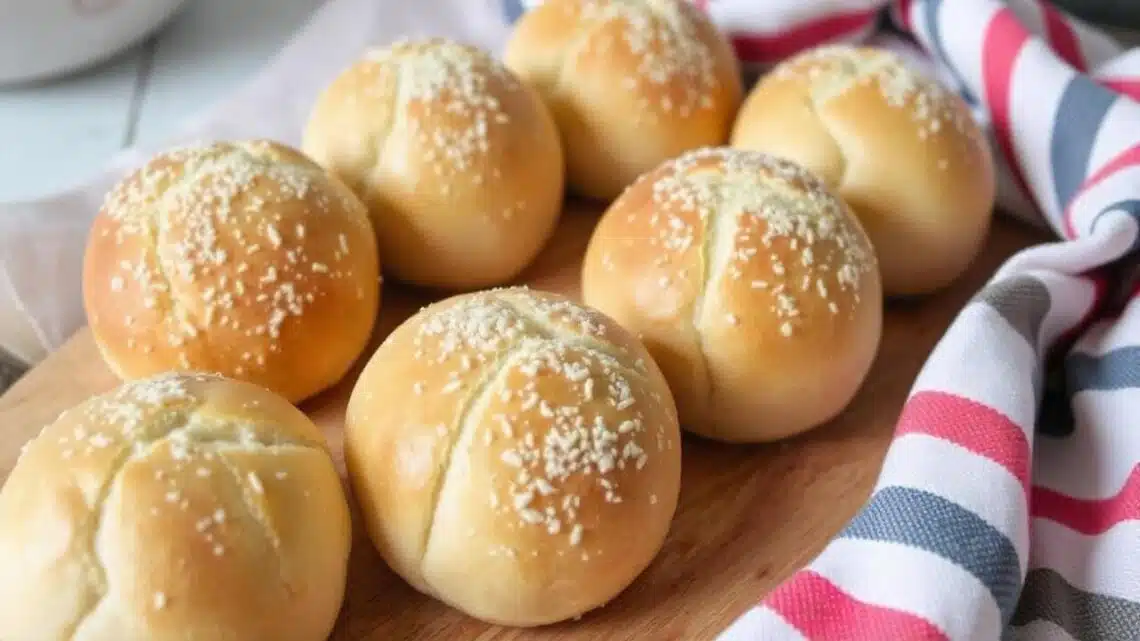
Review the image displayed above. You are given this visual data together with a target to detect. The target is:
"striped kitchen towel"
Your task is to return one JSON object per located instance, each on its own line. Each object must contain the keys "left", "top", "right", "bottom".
{"left": 502, "top": 1, "right": 1140, "bottom": 640}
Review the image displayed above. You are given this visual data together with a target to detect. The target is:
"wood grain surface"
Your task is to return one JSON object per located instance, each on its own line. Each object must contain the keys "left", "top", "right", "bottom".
{"left": 0, "top": 202, "right": 1048, "bottom": 640}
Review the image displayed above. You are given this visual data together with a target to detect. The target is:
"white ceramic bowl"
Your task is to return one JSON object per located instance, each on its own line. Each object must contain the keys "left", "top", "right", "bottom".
{"left": 0, "top": 0, "right": 189, "bottom": 86}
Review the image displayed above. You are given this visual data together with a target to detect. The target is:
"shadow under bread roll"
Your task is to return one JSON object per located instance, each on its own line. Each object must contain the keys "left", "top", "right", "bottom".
{"left": 0, "top": 346, "right": 27, "bottom": 393}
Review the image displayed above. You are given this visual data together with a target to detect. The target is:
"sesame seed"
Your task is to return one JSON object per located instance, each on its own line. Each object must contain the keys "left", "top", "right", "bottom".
{"left": 247, "top": 471, "right": 264, "bottom": 494}
{"left": 266, "top": 224, "right": 283, "bottom": 248}
{"left": 519, "top": 508, "right": 544, "bottom": 524}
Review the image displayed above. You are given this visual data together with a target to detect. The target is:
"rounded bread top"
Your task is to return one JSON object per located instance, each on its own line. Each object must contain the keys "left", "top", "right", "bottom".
{"left": 591, "top": 147, "right": 878, "bottom": 337}
{"left": 345, "top": 288, "right": 680, "bottom": 620}
{"left": 305, "top": 37, "right": 553, "bottom": 209}
{"left": 507, "top": 0, "right": 739, "bottom": 124}
{"left": 83, "top": 139, "right": 379, "bottom": 388}
{"left": 573, "top": 0, "right": 725, "bottom": 117}
{"left": 766, "top": 44, "right": 981, "bottom": 149}
{"left": 0, "top": 373, "right": 350, "bottom": 641}
{"left": 729, "top": 44, "right": 994, "bottom": 295}
{"left": 365, "top": 38, "right": 517, "bottom": 178}
{"left": 582, "top": 147, "right": 883, "bottom": 441}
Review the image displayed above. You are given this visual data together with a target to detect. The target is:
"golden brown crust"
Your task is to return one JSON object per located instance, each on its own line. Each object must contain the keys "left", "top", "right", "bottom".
{"left": 582, "top": 147, "right": 882, "bottom": 443}
{"left": 344, "top": 288, "right": 681, "bottom": 626}
{"left": 504, "top": 0, "right": 742, "bottom": 201}
{"left": 0, "top": 373, "right": 351, "bottom": 641}
{"left": 730, "top": 45, "right": 996, "bottom": 296}
{"left": 82, "top": 140, "right": 381, "bottom": 404}
{"left": 302, "top": 38, "right": 565, "bottom": 290}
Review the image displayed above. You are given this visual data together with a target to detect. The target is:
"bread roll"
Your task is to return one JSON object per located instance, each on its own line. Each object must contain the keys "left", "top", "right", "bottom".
{"left": 729, "top": 45, "right": 995, "bottom": 296}
{"left": 83, "top": 140, "right": 381, "bottom": 405}
{"left": 0, "top": 372, "right": 352, "bottom": 641}
{"left": 302, "top": 38, "right": 564, "bottom": 290}
{"left": 503, "top": 0, "right": 743, "bottom": 202}
{"left": 581, "top": 147, "right": 882, "bottom": 443}
{"left": 344, "top": 288, "right": 681, "bottom": 626}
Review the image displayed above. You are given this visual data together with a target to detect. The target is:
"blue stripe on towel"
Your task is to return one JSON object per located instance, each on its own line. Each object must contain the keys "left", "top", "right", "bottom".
{"left": 840, "top": 486, "right": 1023, "bottom": 623}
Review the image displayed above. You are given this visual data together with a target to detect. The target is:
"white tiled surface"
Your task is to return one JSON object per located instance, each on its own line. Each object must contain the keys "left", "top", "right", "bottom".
{"left": 0, "top": 0, "right": 322, "bottom": 203}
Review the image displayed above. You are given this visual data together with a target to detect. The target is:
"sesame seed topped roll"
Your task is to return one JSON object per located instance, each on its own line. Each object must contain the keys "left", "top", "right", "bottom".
{"left": 504, "top": 0, "right": 743, "bottom": 202}
{"left": 582, "top": 147, "right": 882, "bottom": 443}
{"left": 82, "top": 139, "right": 381, "bottom": 404}
{"left": 303, "top": 38, "right": 565, "bottom": 290}
{"left": 731, "top": 45, "right": 995, "bottom": 296}
{"left": 0, "top": 373, "right": 351, "bottom": 641}
{"left": 344, "top": 287, "right": 681, "bottom": 627}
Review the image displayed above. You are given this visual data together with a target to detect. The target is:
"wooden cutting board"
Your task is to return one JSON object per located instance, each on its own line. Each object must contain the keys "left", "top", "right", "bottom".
{"left": 0, "top": 202, "right": 1047, "bottom": 641}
